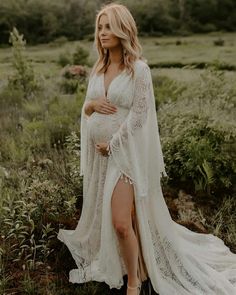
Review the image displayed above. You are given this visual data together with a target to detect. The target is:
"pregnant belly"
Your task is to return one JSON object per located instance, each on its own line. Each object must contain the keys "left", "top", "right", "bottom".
{"left": 87, "top": 108, "right": 129, "bottom": 143}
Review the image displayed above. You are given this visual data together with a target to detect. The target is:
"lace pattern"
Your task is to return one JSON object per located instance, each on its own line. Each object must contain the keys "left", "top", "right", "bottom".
{"left": 59, "top": 59, "right": 236, "bottom": 293}
{"left": 148, "top": 218, "right": 230, "bottom": 294}
{"left": 120, "top": 173, "right": 133, "bottom": 184}
{"left": 109, "top": 64, "right": 151, "bottom": 152}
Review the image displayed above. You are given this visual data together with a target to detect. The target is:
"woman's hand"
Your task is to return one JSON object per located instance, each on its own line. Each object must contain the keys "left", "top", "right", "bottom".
{"left": 95, "top": 142, "right": 110, "bottom": 157}
{"left": 93, "top": 96, "right": 117, "bottom": 115}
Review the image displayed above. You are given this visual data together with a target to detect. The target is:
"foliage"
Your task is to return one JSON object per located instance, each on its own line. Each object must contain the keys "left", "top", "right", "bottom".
{"left": 58, "top": 46, "right": 90, "bottom": 68}
{"left": 0, "top": 0, "right": 236, "bottom": 45}
{"left": 209, "top": 196, "right": 236, "bottom": 250}
{"left": 205, "top": 195, "right": 236, "bottom": 252}
{"left": 49, "top": 36, "right": 69, "bottom": 47}
{"left": 59, "top": 78, "right": 80, "bottom": 94}
{"left": 8, "top": 27, "right": 41, "bottom": 100}
{"left": 59, "top": 65, "right": 87, "bottom": 94}
{"left": 73, "top": 45, "right": 90, "bottom": 66}
{"left": 0, "top": 146, "right": 81, "bottom": 292}
{"left": 152, "top": 74, "right": 186, "bottom": 109}
{"left": 0, "top": 35, "right": 84, "bottom": 293}
{"left": 19, "top": 94, "right": 84, "bottom": 152}
{"left": 0, "top": 30, "right": 236, "bottom": 293}
{"left": 213, "top": 38, "right": 225, "bottom": 46}
{"left": 159, "top": 69, "right": 236, "bottom": 195}
{"left": 58, "top": 50, "right": 72, "bottom": 67}
{"left": 0, "top": 0, "right": 97, "bottom": 45}
{"left": 64, "top": 131, "right": 81, "bottom": 183}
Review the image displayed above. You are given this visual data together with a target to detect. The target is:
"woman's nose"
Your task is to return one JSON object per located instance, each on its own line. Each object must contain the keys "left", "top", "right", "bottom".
{"left": 100, "top": 29, "right": 106, "bottom": 35}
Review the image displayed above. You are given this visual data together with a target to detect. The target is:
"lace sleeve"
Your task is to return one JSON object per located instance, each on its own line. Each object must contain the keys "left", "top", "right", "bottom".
{"left": 107, "top": 62, "right": 166, "bottom": 198}
{"left": 80, "top": 76, "right": 93, "bottom": 176}
{"left": 109, "top": 64, "right": 151, "bottom": 153}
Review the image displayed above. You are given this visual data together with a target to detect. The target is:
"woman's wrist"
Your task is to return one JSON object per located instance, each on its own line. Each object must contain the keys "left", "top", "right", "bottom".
{"left": 84, "top": 100, "right": 95, "bottom": 116}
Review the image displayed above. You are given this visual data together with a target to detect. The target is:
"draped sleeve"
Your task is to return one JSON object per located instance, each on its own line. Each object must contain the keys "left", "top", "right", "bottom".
{"left": 80, "top": 76, "right": 93, "bottom": 176}
{"left": 109, "top": 61, "right": 167, "bottom": 200}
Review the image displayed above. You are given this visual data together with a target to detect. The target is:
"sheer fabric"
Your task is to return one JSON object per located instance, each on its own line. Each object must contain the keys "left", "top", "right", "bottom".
{"left": 58, "top": 59, "right": 236, "bottom": 294}
{"left": 109, "top": 62, "right": 167, "bottom": 200}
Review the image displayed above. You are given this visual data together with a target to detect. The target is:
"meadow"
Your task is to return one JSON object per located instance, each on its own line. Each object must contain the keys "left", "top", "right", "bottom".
{"left": 0, "top": 31, "right": 236, "bottom": 294}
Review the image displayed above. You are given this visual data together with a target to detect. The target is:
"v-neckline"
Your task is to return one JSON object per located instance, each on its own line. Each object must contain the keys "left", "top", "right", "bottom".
{"left": 103, "top": 69, "right": 125, "bottom": 97}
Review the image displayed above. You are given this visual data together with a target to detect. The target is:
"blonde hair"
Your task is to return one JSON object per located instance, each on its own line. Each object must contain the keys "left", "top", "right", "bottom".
{"left": 91, "top": 2, "right": 144, "bottom": 78}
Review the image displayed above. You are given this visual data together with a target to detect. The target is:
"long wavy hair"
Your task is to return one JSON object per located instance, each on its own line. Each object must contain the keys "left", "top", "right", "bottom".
{"left": 91, "top": 3, "right": 144, "bottom": 78}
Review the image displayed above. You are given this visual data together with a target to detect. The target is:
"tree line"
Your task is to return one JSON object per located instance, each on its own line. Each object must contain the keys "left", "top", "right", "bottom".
{"left": 0, "top": 0, "right": 235, "bottom": 45}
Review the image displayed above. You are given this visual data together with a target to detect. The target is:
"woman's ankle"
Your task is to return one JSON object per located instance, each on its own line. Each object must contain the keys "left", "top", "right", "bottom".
{"left": 127, "top": 276, "right": 140, "bottom": 286}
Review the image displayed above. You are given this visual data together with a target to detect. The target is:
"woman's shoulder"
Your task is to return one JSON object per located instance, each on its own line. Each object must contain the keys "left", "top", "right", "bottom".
{"left": 134, "top": 58, "right": 148, "bottom": 68}
{"left": 133, "top": 59, "right": 150, "bottom": 77}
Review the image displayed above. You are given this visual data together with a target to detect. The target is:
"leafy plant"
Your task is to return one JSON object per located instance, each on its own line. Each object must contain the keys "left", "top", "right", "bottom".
{"left": 58, "top": 50, "right": 72, "bottom": 67}
{"left": 73, "top": 45, "right": 89, "bottom": 65}
{"left": 8, "top": 27, "right": 41, "bottom": 100}
{"left": 159, "top": 69, "right": 236, "bottom": 196}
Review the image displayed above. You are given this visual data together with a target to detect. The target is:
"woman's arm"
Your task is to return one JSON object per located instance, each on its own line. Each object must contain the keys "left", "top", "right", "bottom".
{"left": 84, "top": 100, "right": 95, "bottom": 116}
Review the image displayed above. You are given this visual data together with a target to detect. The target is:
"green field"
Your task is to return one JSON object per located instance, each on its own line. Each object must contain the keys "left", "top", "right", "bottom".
{"left": 0, "top": 33, "right": 235, "bottom": 83}
{"left": 0, "top": 32, "right": 236, "bottom": 294}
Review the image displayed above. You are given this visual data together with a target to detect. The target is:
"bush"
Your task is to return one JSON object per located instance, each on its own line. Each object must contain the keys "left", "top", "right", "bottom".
{"left": 21, "top": 92, "right": 84, "bottom": 152}
{"left": 207, "top": 195, "right": 236, "bottom": 251}
{"left": 8, "top": 28, "right": 41, "bottom": 100}
{"left": 57, "top": 45, "right": 90, "bottom": 67}
{"left": 60, "top": 65, "right": 87, "bottom": 94}
{"left": 72, "top": 45, "right": 89, "bottom": 65}
{"left": 49, "top": 36, "right": 68, "bottom": 47}
{"left": 159, "top": 69, "right": 236, "bottom": 196}
{"left": 213, "top": 38, "right": 225, "bottom": 46}
{"left": 57, "top": 50, "right": 72, "bottom": 67}
{"left": 0, "top": 153, "right": 78, "bottom": 271}
{"left": 60, "top": 79, "right": 79, "bottom": 94}
{"left": 152, "top": 75, "right": 186, "bottom": 108}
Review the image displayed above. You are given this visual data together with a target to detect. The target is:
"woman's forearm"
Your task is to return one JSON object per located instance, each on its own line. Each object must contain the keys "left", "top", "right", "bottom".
{"left": 84, "top": 100, "right": 95, "bottom": 116}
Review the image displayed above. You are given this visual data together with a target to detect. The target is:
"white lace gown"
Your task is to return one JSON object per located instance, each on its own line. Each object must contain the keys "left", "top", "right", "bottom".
{"left": 57, "top": 60, "right": 236, "bottom": 294}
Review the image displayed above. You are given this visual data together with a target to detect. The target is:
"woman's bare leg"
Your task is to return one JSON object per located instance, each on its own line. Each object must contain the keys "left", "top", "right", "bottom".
{"left": 111, "top": 177, "right": 140, "bottom": 293}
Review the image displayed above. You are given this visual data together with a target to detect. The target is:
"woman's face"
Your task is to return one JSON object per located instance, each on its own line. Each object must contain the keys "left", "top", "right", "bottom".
{"left": 98, "top": 14, "right": 121, "bottom": 50}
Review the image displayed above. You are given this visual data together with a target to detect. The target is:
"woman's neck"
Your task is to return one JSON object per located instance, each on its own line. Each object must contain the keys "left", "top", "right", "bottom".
{"left": 108, "top": 46, "right": 123, "bottom": 66}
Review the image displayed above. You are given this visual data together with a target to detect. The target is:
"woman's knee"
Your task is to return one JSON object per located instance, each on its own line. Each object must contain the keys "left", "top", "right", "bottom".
{"left": 113, "top": 220, "right": 131, "bottom": 239}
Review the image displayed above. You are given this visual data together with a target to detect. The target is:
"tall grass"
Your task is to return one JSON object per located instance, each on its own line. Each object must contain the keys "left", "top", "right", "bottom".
{"left": 0, "top": 30, "right": 235, "bottom": 294}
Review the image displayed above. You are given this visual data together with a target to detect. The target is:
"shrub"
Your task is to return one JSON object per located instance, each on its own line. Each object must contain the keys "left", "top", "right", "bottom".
{"left": 72, "top": 45, "right": 89, "bottom": 65}
{"left": 60, "top": 79, "right": 79, "bottom": 94}
{"left": 0, "top": 134, "right": 29, "bottom": 163}
{"left": 50, "top": 36, "right": 68, "bottom": 47}
{"left": 60, "top": 65, "right": 87, "bottom": 94}
{"left": 176, "top": 39, "right": 182, "bottom": 45}
{"left": 205, "top": 195, "right": 236, "bottom": 252}
{"left": 0, "top": 157, "right": 78, "bottom": 271}
{"left": 57, "top": 50, "right": 72, "bottom": 67}
{"left": 213, "top": 38, "right": 225, "bottom": 46}
{"left": 62, "top": 65, "right": 87, "bottom": 79}
{"left": 8, "top": 28, "right": 41, "bottom": 100}
{"left": 21, "top": 119, "right": 51, "bottom": 152}
{"left": 152, "top": 75, "right": 186, "bottom": 108}
{"left": 159, "top": 69, "right": 236, "bottom": 196}
{"left": 0, "top": 87, "right": 25, "bottom": 107}
{"left": 85, "top": 33, "right": 95, "bottom": 41}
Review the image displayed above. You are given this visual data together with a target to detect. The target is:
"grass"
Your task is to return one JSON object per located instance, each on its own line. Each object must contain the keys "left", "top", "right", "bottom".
{"left": 142, "top": 33, "right": 236, "bottom": 66}
{"left": 0, "top": 32, "right": 236, "bottom": 294}
{"left": 0, "top": 33, "right": 236, "bottom": 84}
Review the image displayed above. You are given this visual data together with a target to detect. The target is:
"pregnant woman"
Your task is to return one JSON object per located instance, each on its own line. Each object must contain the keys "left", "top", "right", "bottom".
{"left": 58, "top": 3, "right": 236, "bottom": 295}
